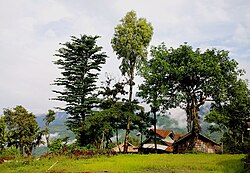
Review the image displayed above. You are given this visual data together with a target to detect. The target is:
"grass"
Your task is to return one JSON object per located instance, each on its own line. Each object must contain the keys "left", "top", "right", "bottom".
{"left": 0, "top": 154, "right": 245, "bottom": 173}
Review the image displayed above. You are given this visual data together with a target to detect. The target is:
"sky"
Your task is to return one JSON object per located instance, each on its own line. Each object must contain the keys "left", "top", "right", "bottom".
{"left": 0, "top": 0, "right": 250, "bottom": 126}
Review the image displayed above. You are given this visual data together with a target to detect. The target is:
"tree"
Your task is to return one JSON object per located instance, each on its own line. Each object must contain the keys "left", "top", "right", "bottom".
{"left": 98, "top": 76, "right": 127, "bottom": 149}
{"left": 205, "top": 79, "right": 250, "bottom": 153}
{"left": 138, "top": 52, "right": 169, "bottom": 153}
{"left": 53, "top": 35, "right": 107, "bottom": 146}
{"left": 143, "top": 43, "right": 243, "bottom": 150}
{"left": 111, "top": 10, "right": 153, "bottom": 152}
{"left": 0, "top": 116, "right": 7, "bottom": 150}
{"left": 43, "top": 109, "right": 55, "bottom": 152}
{"left": 4, "top": 105, "right": 39, "bottom": 156}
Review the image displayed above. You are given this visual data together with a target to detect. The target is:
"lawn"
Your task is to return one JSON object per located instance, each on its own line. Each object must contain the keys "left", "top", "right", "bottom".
{"left": 0, "top": 154, "right": 245, "bottom": 173}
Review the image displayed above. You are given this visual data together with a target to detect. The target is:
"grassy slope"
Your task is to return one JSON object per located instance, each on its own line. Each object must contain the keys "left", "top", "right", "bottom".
{"left": 0, "top": 154, "right": 245, "bottom": 173}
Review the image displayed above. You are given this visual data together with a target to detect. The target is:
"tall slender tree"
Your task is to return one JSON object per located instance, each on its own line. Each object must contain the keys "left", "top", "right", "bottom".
{"left": 138, "top": 53, "right": 169, "bottom": 153}
{"left": 111, "top": 10, "right": 153, "bottom": 152}
{"left": 53, "top": 35, "right": 107, "bottom": 146}
{"left": 43, "top": 109, "right": 55, "bottom": 153}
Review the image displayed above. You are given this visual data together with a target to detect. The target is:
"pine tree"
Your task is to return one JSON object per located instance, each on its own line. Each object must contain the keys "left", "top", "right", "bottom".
{"left": 53, "top": 35, "right": 107, "bottom": 146}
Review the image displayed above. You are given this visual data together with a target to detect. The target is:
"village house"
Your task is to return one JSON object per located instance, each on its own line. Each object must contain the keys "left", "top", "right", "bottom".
{"left": 173, "top": 132, "right": 221, "bottom": 154}
{"left": 139, "top": 129, "right": 184, "bottom": 153}
{"left": 112, "top": 142, "right": 138, "bottom": 153}
{"left": 113, "top": 129, "right": 221, "bottom": 154}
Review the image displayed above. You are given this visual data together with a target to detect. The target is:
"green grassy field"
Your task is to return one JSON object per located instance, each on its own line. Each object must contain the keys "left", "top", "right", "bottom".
{"left": 0, "top": 154, "right": 245, "bottom": 173}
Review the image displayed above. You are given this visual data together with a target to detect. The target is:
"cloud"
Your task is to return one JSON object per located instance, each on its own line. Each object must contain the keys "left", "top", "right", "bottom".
{"left": 0, "top": 0, "right": 249, "bottom": 118}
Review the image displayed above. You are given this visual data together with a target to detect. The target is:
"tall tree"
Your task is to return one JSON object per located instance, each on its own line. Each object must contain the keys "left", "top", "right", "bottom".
{"left": 4, "top": 105, "right": 39, "bottom": 156}
{"left": 143, "top": 43, "right": 243, "bottom": 150}
{"left": 205, "top": 79, "right": 250, "bottom": 153}
{"left": 43, "top": 109, "right": 55, "bottom": 152}
{"left": 53, "top": 35, "right": 107, "bottom": 146}
{"left": 111, "top": 10, "right": 153, "bottom": 152}
{"left": 138, "top": 53, "right": 169, "bottom": 153}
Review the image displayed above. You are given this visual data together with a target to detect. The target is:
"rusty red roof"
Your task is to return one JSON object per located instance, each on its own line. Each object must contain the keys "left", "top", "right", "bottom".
{"left": 174, "top": 132, "right": 220, "bottom": 145}
{"left": 165, "top": 146, "right": 173, "bottom": 152}
{"left": 174, "top": 133, "right": 185, "bottom": 141}
{"left": 151, "top": 129, "right": 173, "bottom": 138}
{"left": 247, "top": 122, "right": 250, "bottom": 128}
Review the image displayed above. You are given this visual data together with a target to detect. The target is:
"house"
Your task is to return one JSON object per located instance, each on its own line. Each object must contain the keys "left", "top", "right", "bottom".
{"left": 173, "top": 132, "right": 221, "bottom": 154}
{"left": 140, "top": 129, "right": 184, "bottom": 153}
{"left": 112, "top": 142, "right": 138, "bottom": 153}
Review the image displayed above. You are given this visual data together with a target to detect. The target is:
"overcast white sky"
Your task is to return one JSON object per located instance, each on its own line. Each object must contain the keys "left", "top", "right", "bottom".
{"left": 0, "top": 0, "right": 250, "bottom": 125}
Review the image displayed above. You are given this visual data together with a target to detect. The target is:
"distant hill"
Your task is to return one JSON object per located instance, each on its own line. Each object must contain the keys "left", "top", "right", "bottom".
{"left": 36, "top": 112, "right": 69, "bottom": 127}
{"left": 35, "top": 112, "right": 75, "bottom": 141}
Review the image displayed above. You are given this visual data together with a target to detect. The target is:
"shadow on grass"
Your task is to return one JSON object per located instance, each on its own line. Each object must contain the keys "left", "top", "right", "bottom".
{"left": 218, "top": 158, "right": 245, "bottom": 173}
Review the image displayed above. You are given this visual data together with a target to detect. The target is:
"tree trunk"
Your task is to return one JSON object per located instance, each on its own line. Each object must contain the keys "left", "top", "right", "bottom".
{"left": 124, "top": 73, "right": 134, "bottom": 153}
{"left": 186, "top": 102, "right": 192, "bottom": 132}
{"left": 187, "top": 95, "right": 201, "bottom": 151}
{"left": 124, "top": 117, "right": 130, "bottom": 153}
{"left": 153, "top": 110, "right": 157, "bottom": 153}
{"left": 45, "top": 127, "right": 49, "bottom": 154}
{"left": 116, "top": 128, "right": 121, "bottom": 152}
{"left": 79, "top": 114, "right": 86, "bottom": 146}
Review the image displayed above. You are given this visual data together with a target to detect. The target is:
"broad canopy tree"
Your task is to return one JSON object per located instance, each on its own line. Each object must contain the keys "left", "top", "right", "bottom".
{"left": 3, "top": 105, "right": 39, "bottom": 156}
{"left": 111, "top": 10, "right": 153, "bottom": 152}
{"left": 139, "top": 43, "right": 244, "bottom": 150}
{"left": 53, "top": 35, "right": 107, "bottom": 146}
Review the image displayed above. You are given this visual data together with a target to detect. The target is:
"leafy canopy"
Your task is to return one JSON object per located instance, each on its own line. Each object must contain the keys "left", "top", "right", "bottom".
{"left": 111, "top": 10, "right": 153, "bottom": 76}
{"left": 4, "top": 105, "right": 39, "bottom": 156}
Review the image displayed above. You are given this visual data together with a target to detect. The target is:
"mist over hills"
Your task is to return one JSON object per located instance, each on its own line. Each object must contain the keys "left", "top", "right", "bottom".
{"left": 35, "top": 103, "right": 217, "bottom": 142}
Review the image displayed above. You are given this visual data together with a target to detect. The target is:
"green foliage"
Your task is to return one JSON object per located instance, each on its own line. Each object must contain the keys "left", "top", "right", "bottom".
{"left": 0, "top": 116, "right": 7, "bottom": 150}
{"left": 111, "top": 10, "right": 153, "bottom": 152}
{"left": 3, "top": 105, "right": 39, "bottom": 156}
{"left": 49, "top": 137, "right": 69, "bottom": 154}
{"left": 140, "top": 43, "right": 244, "bottom": 150}
{"left": 83, "top": 76, "right": 127, "bottom": 149}
{"left": 0, "top": 147, "right": 20, "bottom": 158}
{"left": 53, "top": 35, "right": 107, "bottom": 146}
{"left": 205, "top": 79, "right": 250, "bottom": 153}
{"left": 44, "top": 110, "right": 55, "bottom": 127}
{"left": 111, "top": 10, "right": 153, "bottom": 76}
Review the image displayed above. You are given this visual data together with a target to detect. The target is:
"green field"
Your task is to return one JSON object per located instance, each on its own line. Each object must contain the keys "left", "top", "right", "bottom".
{"left": 0, "top": 154, "right": 245, "bottom": 173}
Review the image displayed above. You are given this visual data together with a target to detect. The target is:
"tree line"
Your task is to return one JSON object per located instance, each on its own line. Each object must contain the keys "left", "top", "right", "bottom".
{"left": 0, "top": 10, "right": 249, "bottom": 155}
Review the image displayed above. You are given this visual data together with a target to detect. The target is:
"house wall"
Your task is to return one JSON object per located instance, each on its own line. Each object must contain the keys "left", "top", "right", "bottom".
{"left": 175, "top": 137, "right": 220, "bottom": 154}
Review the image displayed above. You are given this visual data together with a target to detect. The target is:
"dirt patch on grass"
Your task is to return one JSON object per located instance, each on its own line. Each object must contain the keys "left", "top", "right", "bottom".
{"left": 0, "top": 157, "right": 14, "bottom": 164}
